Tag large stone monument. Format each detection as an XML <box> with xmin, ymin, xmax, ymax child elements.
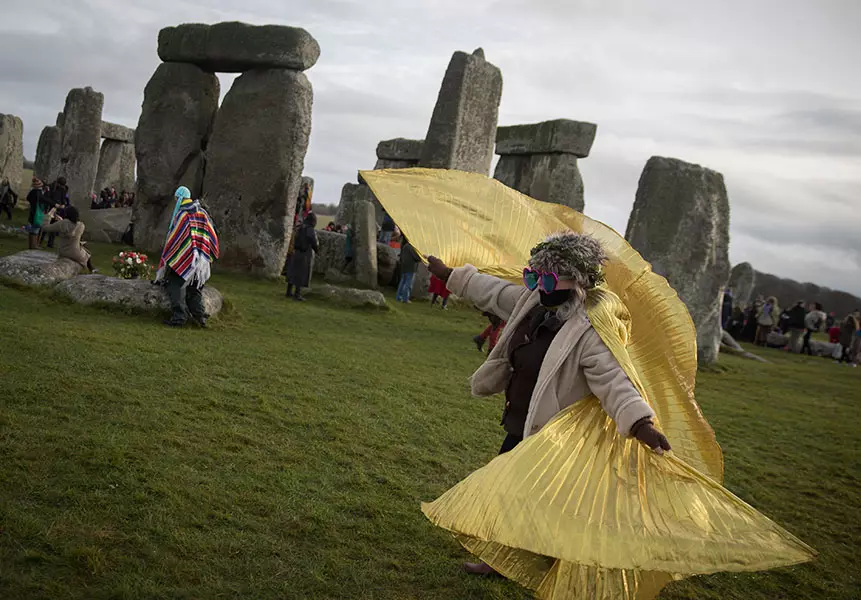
<box><xmin>0</xmin><ymin>113</ymin><xmax>24</xmax><ymax>193</ymax></box>
<box><xmin>493</xmin><ymin>119</ymin><xmax>596</xmax><ymax>211</ymax></box>
<box><xmin>59</xmin><ymin>87</ymin><xmax>104</xmax><ymax>203</ymax></box>
<box><xmin>353</xmin><ymin>189</ymin><xmax>378</xmax><ymax>289</ymax></box>
<box><xmin>134</xmin><ymin>22</ymin><xmax>318</xmax><ymax>277</ymax></box>
<box><xmin>729</xmin><ymin>262</ymin><xmax>756</xmax><ymax>309</ymax></box>
<box><xmin>94</xmin><ymin>122</ymin><xmax>136</xmax><ymax>193</ymax></box>
<box><xmin>625</xmin><ymin>156</ymin><xmax>731</xmax><ymax>365</ymax></box>
<box><xmin>133</xmin><ymin>63</ymin><xmax>220</xmax><ymax>253</ymax></box>
<box><xmin>419</xmin><ymin>48</ymin><xmax>503</xmax><ymax>175</ymax></box>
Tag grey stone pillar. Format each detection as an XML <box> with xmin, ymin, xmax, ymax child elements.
<box><xmin>0</xmin><ymin>114</ymin><xmax>24</xmax><ymax>194</ymax></box>
<box><xmin>625</xmin><ymin>156</ymin><xmax>731</xmax><ymax>365</ymax></box>
<box><xmin>419</xmin><ymin>48</ymin><xmax>502</xmax><ymax>175</ymax></box>
<box><xmin>59</xmin><ymin>87</ymin><xmax>104</xmax><ymax>203</ymax></box>
<box><xmin>133</xmin><ymin>63</ymin><xmax>220</xmax><ymax>253</ymax></box>
<box><xmin>493</xmin><ymin>119</ymin><xmax>596</xmax><ymax>211</ymax></box>
<box><xmin>203</xmin><ymin>68</ymin><xmax>313</xmax><ymax>277</ymax></box>
<box><xmin>374</xmin><ymin>138</ymin><xmax>423</xmax><ymax>170</ymax></box>
<box><xmin>35</xmin><ymin>125</ymin><xmax>63</xmax><ymax>184</ymax></box>
<box><xmin>94</xmin><ymin>141</ymin><xmax>136</xmax><ymax>193</ymax></box>
<box><xmin>729</xmin><ymin>263</ymin><xmax>756</xmax><ymax>309</ymax></box>
<box><xmin>353</xmin><ymin>192</ymin><xmax>378</xmax><ymax>289</ymax></box>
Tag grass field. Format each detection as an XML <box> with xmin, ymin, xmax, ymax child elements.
<box><xmin>0</xmin><ymin>230</ymin><xmax>859</xmax><ymax>600</ymax></box>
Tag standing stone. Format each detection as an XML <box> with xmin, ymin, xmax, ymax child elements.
<box><xmin>59</xmin><ymin>87</ymin><xmax>104</xmax><ymax>203</ymax></box>
<box><xmin>204</xmin><ymin>68</ymin><xmax>313</xmax><ymax>276</ymax></box>
<box><xmin>0</xmin><ymin>114</ymin><xmax>24</xmax><ymax>194</ymax></box>
<box><xmin>158</xmin><ymin>22</ymin><xmax>320</xmax><ymax>72</ymax></box>
<box><xmin>729</xmin><ymin>262</ymin><xmax>757</xmax><ymax>309</ymax></box>
<box><xmin>94</xmin><ymin>140</ymin><xmax>136</xmax><ymax>193</ymax></box>
<box><xmin>133</xmin><ymin>63</ymin><xmax>219</xmax><ymax>253</ymax></box>
<box><xmin>35</xmin><ymin>125</ymin><xmax>63</xmax><ymax>183</ymax></box>
<box><xmin>493</xmin><ymin>119</ymin><xmax>596</xmax><ymax>211</ymax></box>
<box><xmin>625</xmin><ymin>156</ymin><xmax>731</xmax><ymax>365</ymax></box>
<box><xmin>335</xmin><ymin>182</ymin><xmax>360</xmax><ymax>226</ymax></box>
<box><xmin>353</xmin><ymin>191</ymin><xmax>378</xmax><ymax>289</ymax></box>
<box><xmin>419</xmin><ymin>48</ymin><xmax>502</xmax><ymax>175</ymax></box>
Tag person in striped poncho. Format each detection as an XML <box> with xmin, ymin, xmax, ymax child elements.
<box><xmin>156</xmin><ymin>186</ymin><xmax>219</xmax><ymax>328</ymax></box>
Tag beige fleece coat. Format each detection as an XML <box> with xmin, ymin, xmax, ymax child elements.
<box><xmin>448</xmin><ymin>265</ymin><xmax>655</xmax><ymax>439</ymax></box>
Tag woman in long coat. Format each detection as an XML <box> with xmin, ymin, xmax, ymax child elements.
<box><xmin>286</xmin><ymin>212</ymin><xmax>318</xmax><ymax>301</ymax></box>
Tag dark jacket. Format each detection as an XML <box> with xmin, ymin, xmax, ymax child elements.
<box><xmin>787</xmin><ymin>304</ymin><xmax>807</xmax><ymax>329</ymax></box>
<box><xmin>26</xmin><ymin>189</ymin><xmax>50</xmax><ymax>225</ymax></box>
<box><xmin>400</xmin><ymin>242</ymin><xmax>420</xmax><ymax>274</ymax></box>
<box><xmin>287</xmin><ymin>224</ymin><xmax>318</xmax><ymax>288</ymax></box>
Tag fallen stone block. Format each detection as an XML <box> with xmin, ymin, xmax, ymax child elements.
<box><xmin>55</xmin><ymin>274</ymin><xmax>223</xmax><ymax>316</ymax></box>
<box><xmin>307</xmin><ymin>283</ymin><xmax>388</xmax><ymax>310</ymax></box>
<box><xmin>0</xmin><ymin>250</ymin><xmax>81</xmax><ymax>286</ymax></box>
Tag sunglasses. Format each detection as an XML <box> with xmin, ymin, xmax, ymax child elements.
<box><xmin>523</xmin><ymin>268</ymin><xmax>560</xmax><ymax>293</ymax></box>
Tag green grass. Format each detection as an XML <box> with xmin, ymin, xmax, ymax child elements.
<box><xmin>0</xmin><ymin>232</ymin><xmax>858</xmax><ymax>600</ymax></box>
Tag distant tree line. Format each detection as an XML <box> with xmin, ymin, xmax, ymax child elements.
<box><xmin>310</xmin><ymin>203</ymin><xmax>337</xmax><ymax>215</ymax></box>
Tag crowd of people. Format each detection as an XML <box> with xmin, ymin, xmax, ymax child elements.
<box><xmin>90</xmin><ymin>186</ymin><xmax>135</xmax><ymax>209</ymax></box>
<box><xmin>724</xmin><ymin>289</ymin><xmax>861</xmax><ymax>365</ymax></box>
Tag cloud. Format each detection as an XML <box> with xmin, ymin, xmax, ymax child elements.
<box><xmin>1</xmin><ymin>0</ymin><xmax>859</xmax><ymax>295</ymax></box>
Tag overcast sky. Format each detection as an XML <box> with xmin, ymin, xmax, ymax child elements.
<box><xmin>1</xmin><ymin>0</ymin><xmax>859</xmax><ymax>294</ymax></box>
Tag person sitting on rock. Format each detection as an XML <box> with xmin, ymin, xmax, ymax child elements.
<box><xmin>155</xmin><ymin>186</ymin><xmax>219</xmax><ymax>328</ymax></box>
<box><xmin>40</xmin><ymin>205</ymin><xmax>97</xmax><ymax>273</ymax></box>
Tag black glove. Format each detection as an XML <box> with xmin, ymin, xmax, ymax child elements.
<box><xmin>630</xmin><ymin>417</ymin><xmax>671</xmax><ymax>455</ymax></box>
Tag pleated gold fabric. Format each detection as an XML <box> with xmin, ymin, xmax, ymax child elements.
<box><xmin>360</xmin><ymin>168</ymin><xmax>816</xmax><ymax>599</ymax></box>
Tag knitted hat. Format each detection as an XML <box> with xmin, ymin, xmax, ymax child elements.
<box><xmin>528</xmin><ymin>232</ymin><xmax>607</xmax><ymax>290</ymax></box>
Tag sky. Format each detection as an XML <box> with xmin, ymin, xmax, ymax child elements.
<box><xmin>1</xmin><ymin>0</ymin><xmax>859</xmax><ymax>294</ymax></box>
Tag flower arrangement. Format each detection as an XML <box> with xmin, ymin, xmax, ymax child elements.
<box><xmin>112</xmin><ymin>251</ymin><xmax>154</xmax><ymax>280</ymax></box>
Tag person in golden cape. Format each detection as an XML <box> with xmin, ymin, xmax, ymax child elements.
<box><xmin>429</xmin><ymin>232</ymin><xmax>672</xmax><ymax>574</ymax></box>
<box><xmin>359</xmin><ymin>167</ymin><xmax>815</xmax><ymax>600</ymax></box>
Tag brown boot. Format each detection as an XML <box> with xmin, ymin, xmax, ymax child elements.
<box><xmin>28</xmin><ymin>234</ymin><xmax>38</xmax><ymax>249</ymax></box>
<box><xmin>463</xmin><ymin>561</ymin><xmax>498</xmax><ymax>576</ymax></box>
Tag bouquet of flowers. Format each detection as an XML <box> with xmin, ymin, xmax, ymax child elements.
<box><xmin>112</xmin><ymin>251</ymin><xmax>154</xmax><ymax>280</ymax></box>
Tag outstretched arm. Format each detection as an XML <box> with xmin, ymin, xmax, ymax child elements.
<box><xmin>428</xmin><ymin>256</ymin><xmax>528</xmax><ymax>322</ymax></box>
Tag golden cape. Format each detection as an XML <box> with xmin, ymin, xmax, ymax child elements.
<box><xmin>361</xmin><ymin>168</ymin><xmax>815</xmax><ymax>600</ymax></box>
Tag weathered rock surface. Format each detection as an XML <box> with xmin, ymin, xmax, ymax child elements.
<box><xmin>134</xmin><ymin>63</ymin><xmax>220</xmax><ymax>253</ymax></box>
<box><xmin>80</xmin><ymin>207</ymin><xmax>132</xmax><ymax>244</ymax></box>
<box><xmin>204</xmin><ymin>68</ymin><xmax>313</xmax><ymax>276</ymax></box>
<box><xmin>158</xmin><ymin>22</ymin><xmax>320</xmax><ymax>72</ymax></box>
<box><xmin>353</xmin><ymin>195</ymin><xmax>378</xmax><ymax>289</ymax></box>
<box><xmin>0</xmin><ymin>250</ymin><xmax>82</xmax><ymax>286</ymax></box>
<box><xmin>100</xmin><ymin>121</ymin><xmax>135</xmax><ymax>143</ymax></box>
<box><xmin>314</xmin><ymin>230</ymin><xmax>397</xmax><ymax>287</ymax></box>
<box><xmin>94</xmin><ymin>141</ymin><xmax>135</xmax><ymax>193</ymax></box>
<box><xmin>729</xmin><ymin>262</ymin><xmax>756</xmax><ymax>308</ymax></box>
<box><xmin>419</xmin><ymin>48</ymin><xmax>503</xmax><ymax>175</ymax></box>
<box><xmin>0</xmin><ymin>114</ymin><xmax>24</xmax><ymax>194</ymax></box>
<box><xmin>308</xmin><ymin>283</ymin><xmax>388</xmax><ymax>310</ymax></box>
<box><xmin>373</xmin><ymin>159</ymin><xmax>417</xmax><ymax>170</ymax></box>
<box><xmin>335</xmin><ymin>182</ymin><xmax>360</xmax><ymax>226</ymax></box>
<box><xmin>35</xmin><ymin>125</ymin><xmax>63</xmax><ymax>183</ymax></box>
<box><xmin>59</xmin><ymin>87</ymin><xmax>104</xmax><ymax>203</ymax></box>
<box><xmin>625</xmin><ymin>156</ymin><xmax>731</xmax><ymax>365</ymax></box>
<box><xmin>494</xmin><ymin>153</ymin><xmax>584</xmax><ymax>211</ymax></box>
<box><xmin>496</xmin><ymin>119</ymin><xmax>597</xmax><ymax>158</ymax></box>
<box><xmin>376</xmin><ymin>138</ymin><xmax>424</xmax><ymax>161</ymax></box>
<box><xmin>55</xmin><ymin>274</ymin><xmax>223</xmax><ymax>316</ymax></box>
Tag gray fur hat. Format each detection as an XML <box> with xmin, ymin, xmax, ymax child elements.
<box><xmin>528</xmin><ymin>232</ymin><xmax>608</xmax><ymax>290</ymax></box>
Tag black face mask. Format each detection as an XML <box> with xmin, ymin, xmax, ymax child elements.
<box><xmin>539</xmin><ymin>289</ymin><xmax>572</xmax><ymax>308</ymax></box>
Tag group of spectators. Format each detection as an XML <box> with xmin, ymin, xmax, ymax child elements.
<box><xmin>90</xmin><ymin>187</ymin><xmax>134</xmax><ymax>209</ymax></box>
<box><xmin>724</xmin><ymin>290</ymin><xmax>861</xmax><ymax>365</ymax></box>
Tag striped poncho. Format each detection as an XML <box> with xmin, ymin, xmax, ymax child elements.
<box><xmin>157</xmin><ymin>202</ymin><xmax>219</xmax><ymax>287</ymax></box>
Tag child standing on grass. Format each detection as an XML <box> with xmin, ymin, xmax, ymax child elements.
<box><xmin>428</xmin><ymin>274</ymin><xmax>451</xmax><ymax>309</ymax></box>
<box><xmin>473</xmin><ymin>312</ymin><xmax>505</xmax><ymax>353</ymax></box>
